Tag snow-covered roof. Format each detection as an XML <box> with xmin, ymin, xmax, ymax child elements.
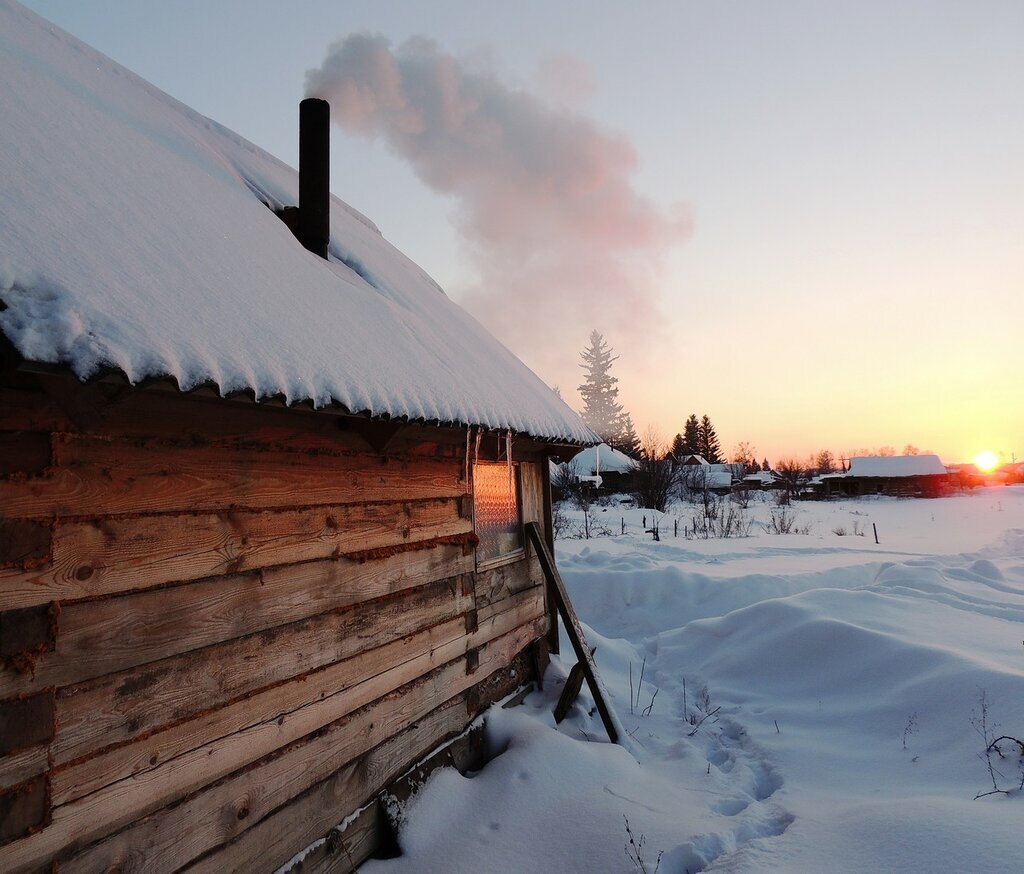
<box><xmin>847</xmin><ymin>455</ymin><xmax>947</xmax><ymax>477</ymax></box>
<box><xmin>681</xmin><ymin>467</ymin><xmax>732</xmax><ymax>489</ymax></box>
<box><xmin>569</xmin><ymin>443</ymin><xmax>635</xmax><ymax>475</ymax></box>
<box><xmin>0</xmin><ymin>2</ymin><xmax>596</xmax><ymax>445</ymax></box>
<box><xmin>679</xmin><ymin>454</ymin><xmax>710</xmax><ymax>466</ymax></box>
<box><xmin>743</xmin><ymin>470</ymin><xmax>778</xmax><ymax>485</ymax></box>
<box><xmin>706</xmin><ymin>470</ymin><xmax>733</xmax><ymax>489</ymax></box>
<box><xmin>708</xmin><ymin>462</ymin><xmax>743</xmax><ymax>478</ymax></box>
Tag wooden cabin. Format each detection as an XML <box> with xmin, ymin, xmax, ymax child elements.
<box><xmin>815</xmin><ymin>455</ymin><xmax>951</xmax><ymax>498</ymax></box>
<box><xmin>0</xmin><ymin>5</ymin><xmax>594</xmax><ymax>871</ymax></box>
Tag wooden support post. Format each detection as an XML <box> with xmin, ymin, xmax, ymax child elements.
<box><xmin>554</xmin><ymin>660</ymin><xmax>587</xmax><ymax>723</ymax></box>
<box><xmin>525</xmin><ymin>522</ymin><xmax>618</xmax><ymax>744</ymax></box>
<box><xmin>540</xmin><ymin>457</ymin><xmax>559</xmax><ymax>655</ymax></box>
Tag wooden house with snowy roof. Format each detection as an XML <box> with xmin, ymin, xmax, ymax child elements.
<box><xmin>816</xmin><ymin>455</ymin><xmax>950</xmax><ymax>498</ymax></box>
<box><xmin>0</xmin><ymin>3</ymin><xmax>596</xmax><ymax>870</ymax></box>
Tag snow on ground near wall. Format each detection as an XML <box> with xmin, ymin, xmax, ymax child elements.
<box><xmin>365</xmin><ymin>488</ymin><xmax>1024</xmax><ymax>873</ymax></box>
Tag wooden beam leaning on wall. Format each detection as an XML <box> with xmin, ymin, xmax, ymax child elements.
<box><xmin>525</xmin><ymin>522</ymin><xmax>618</xmax><ymax>744</ymax></box>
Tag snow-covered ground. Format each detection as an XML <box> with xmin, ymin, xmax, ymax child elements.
<box><xmin>366</xmin><ymin>487</ymin><xmax>1024</xmax><ymax>873</ymax></box>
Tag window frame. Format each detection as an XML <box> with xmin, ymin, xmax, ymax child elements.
<box><xmin>471</xmin><ymin>460</ymin><xmax>526</xmax><ymax>571</ymax></box>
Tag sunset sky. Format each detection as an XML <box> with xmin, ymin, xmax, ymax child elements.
<box><xmin>22</xmin><ymin>1</ymin><xmax>1023</xmax><ymax>464</ymax></box>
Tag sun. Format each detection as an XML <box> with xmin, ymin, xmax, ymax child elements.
<box><xmin>974</xmin><ymin>450</ymin><xmax>999</xmax><ymax>472</ymax></box>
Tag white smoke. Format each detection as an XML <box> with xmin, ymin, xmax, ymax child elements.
<box><xmin>306</xmin><ymin>34</ymin><xmax>689</xmax><ymax>379</ymax></box>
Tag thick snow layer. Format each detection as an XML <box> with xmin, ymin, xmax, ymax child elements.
<box><xmin>367</xmin><ymin>487</ymin><xmax>1024</xmax><ymax>873</ymax></box>
<box><xmin>568</xmin><ymin>443</ymin><xmax>636</xmax><ymax>475</ymax></box>
<box><xmin>847</xmin><ymin>454</ymin><xmax>947</xmax><ymax>477</ymax></box>
<box><xmin>0</xmin><ymin>2</ymin><xmax>594</xmax><ymax>444</ymax></box>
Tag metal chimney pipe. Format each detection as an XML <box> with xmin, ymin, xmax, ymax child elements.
<box><xmin>299</xmin><ymin>98</ymin><xmax>330</xmax><ymax>259</ymax></box>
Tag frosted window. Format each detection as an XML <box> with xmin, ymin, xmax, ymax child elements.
<box><xmin>473</xmin><ymin>462</ymin><xmax>523</xmax><ymax>566</ymax></box>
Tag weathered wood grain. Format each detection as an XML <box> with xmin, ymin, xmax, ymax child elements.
<box><xmin>0</xmin><ymin>498</ymin><xmax>471</xmax><ymax>608</ymax></box>
<box><xmin>0</xmin><ymin>379</ymin><xmax>470</xmax><ymax>457</ymax></box>
<box><xmin>52</xmin><ymin>585</ymin><xmax>544</xmax><ymax>805</ymax></box>
<box><xmin>0</xmin><ymin>747</ymin><xmax>48</xmax><ymax>794</ymax></box>
<box><xmin>1</xmin><ymin>543</ymin><xmax>474</xmax><ymax>697</ymax></box>
<box><xmin>0</xmin><ymin>435</ymin><xmax>464</xmax><ymax>520</ymax></box>
<box><xmin>51</xmin><ymin>612</ymin><xmax>458</xmax><ymax>806</ymax></box>
<box><xmin>473</xmin><ymin>554</ymin><xmax>543</xmax><ymax>609</ymax></box>
<box><xmin>283</xmin><ymin>802</ymin><xmax>383</xmax><ymax>874</ymax></box>
<box><xmin>519</xmin><ymin>461</ymin><xmax>543</xmax><ymax>527</ymax></box>
<box><xmin>14</xmin><ymin>624</ymin><xmax>537</xmax><ymax>874</ymax></box>
<box><xmin>181</xmin><ymin>706</ymin><xmax>465</xmax><ymax>874</ymax></box>
<box><xmin>51</xmin><ymin>574</ymin><xmax>477</xmax><ymax>765</ymax></box>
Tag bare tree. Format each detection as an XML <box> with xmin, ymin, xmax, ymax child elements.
<box><xmin>732</xmin><ymin>441</ymin><xmax>759</xmax><ymax>474</ymax></box>
<box><xmin>814</xmin><ymin>449</ymin><xmax>836</xmax><ymax>474</ymax></box>
<box><xmin>551</xmin><ymin>460</ymin><xmax>596</xmax><ymax>512</ymax></box>
<box><xmin>774</xmin><ymin>458</ymin><xmax>808</xmax><ymax>503</ymax></box>
<box><xmin>629</xmin><ymin>428</ymin><xmax>677</xmax><ymax>512</ymax></box>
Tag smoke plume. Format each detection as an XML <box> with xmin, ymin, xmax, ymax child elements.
<box><xmin>306</xmin><ymin>34</ymin><xmax>689</xmax><ymax>380</ymax></box>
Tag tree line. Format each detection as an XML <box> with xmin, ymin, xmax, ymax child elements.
<box><xmin>573</xmin><ymin>330</ymin><xmax>932</xmax><ymax>476</ymax></box>
<box><xmin>576</xmin><ymin>330</ymin><xmax>736</xmax><ymax>468</ymax></box>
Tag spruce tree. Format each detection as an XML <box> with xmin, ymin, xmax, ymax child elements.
<box><xmin>670</xmin><ymin>433</ymin><xmax>686</xmax><ymax>460</ymax></box>
<box><xmin>617</xmin><ymin>413</ymin><xmax>641</xmax><ymax>457</ymax></box>
<box><xmin>762</xmin><ymin>458</ymin><xmax>770</xmax><ymax>472</ymax></box>
<box><xmin>682</xmin><ymin>414</ymin><xmax>701</xmax><ymax>456</ymax></box>
<box><xmin>698</xmin><ymin>414</ymin><xmax>723</xmax><ymax>464</ymax></box>
<box><xmin>577</xmin><ymin>330</ymin><xmax>625</xmax><ymax>445</ymax></box>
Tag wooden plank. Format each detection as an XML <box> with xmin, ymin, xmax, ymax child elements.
<box><xmin>554</xmin><ymin>660</ymin><xmax>587</xmax><ymax>723</ymax></box>
<box><xmin>0</xmin><ymin>520</ymin><xmax>50</xmax><ymax>570</ymax></box>
<box><xmin>5</xmin><ymin>660</ymin><xmax>465</xmax><ymax>873</ymax></box>
<box><xmin>0</xmin><ymin>435</ymin><xmax>464</xmax><ymax>520</ymax></box>
<box><xmin>0</xmin><ymin>747</ymin><xmax>48</xmax><ymax>794</ymax></box>
<box><xmin>0</xmin><ymin>605</ymin><xmax>54</xmax><ymax>659</ymax></box>
<box><xmin>0</xmin><ymin>379</ymin><xmax>468</xmax><ymax>458</ymax></box>
<box><xmin>0</xmin><ymin>499</ymin><xmax>471</xmax><ymax>608</ymax></box>
<box><xmin>0</xmin><ymin>378</ymin><xmax>574</xmax><ymax>466</ymax></box>
<box><xmin>0</xmin><ymin>693</ymin><xmax>54</xmax><ymax>755</ymax></box>
<box><xmin>473</xmin><ymin>554</ymin><xmax>543</xmax><ymax>609</ymax></box>
<box><xmin>50</xmin><ymin>614</ymin><xmax>464</xmax><ymax>806</ymax></box>
<box><xmin>2</xmin><ymin>544</ymin><xmax>474</xmax><ymax>697</ymax></box>
<box><xmin>51</xmin><ymin>573</ymin><xmax>478</xmax><ymax>766</ymax></box>
<box><xmin>43</xmin><ymin>624</ymin><xmax>538</xmax><ymax>874</ymax></box>
<box><xmin>181</xmin><ymin>704</ymin><xmax>469</xmax><ymax>874</ymax></box>
<box><xmin>519</xmin><ymin>461</ymin><xmax>543</xmax><ymax>526</ymax></box>
<box><xmin>0</xmin><ymin>776</ymin><xmax>47</xmax><ymax>846</ymax></box>
<box><xmin>525</xmin><ymin>522</ymin><xmax>618</xmax><ymax>744</ymax></box>
<box><xmin>286</xmin><ymin>802</ymin><xmax>385</xmax><ymax>874</ymax></box>
<box><xmin>539</xmin><ymin>453</ymin><xmax>558</xmax><ymax>654</ymax></box>
<box><xmin>51</xmin><ymin>586</ymin><xmax>544</xmax><ymax>804</ymax></box>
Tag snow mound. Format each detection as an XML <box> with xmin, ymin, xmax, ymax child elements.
<box><xmin>567</xmin><ymin>443</ymin><xmax>636</xmax><ymax>475</ymax></box>
<box><xmin>367</xmin><ymin>491</ymin><xmax>1024</xmax><ymax>873</ymax></box>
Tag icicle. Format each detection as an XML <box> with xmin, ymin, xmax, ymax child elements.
<box><xmin>506</xmin><ymin>430</ymin><xmax>514</xmax><ymax>496</ymax></box>
<box><xmin>464</xmin><ymin>426</ymin><xmax>472</xmax><ymax>485</ymax></box>
<box><xmin>474</xmin><ymin>428</ymin><xmax>482</xmax><ymax>466</ymax></box>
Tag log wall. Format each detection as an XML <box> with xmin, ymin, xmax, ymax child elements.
<box><xmin>0</xmin><ymin>371</ymin><xmax>553</xmax><ymax>872</ymax></box>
